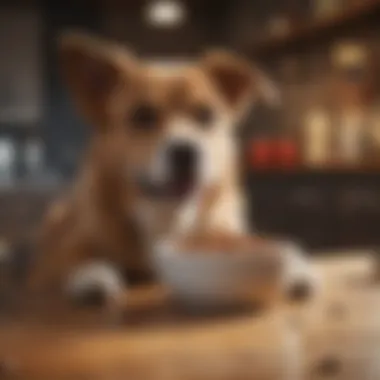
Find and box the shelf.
[249,0,380,59]
[248,165,380,176]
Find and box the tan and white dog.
[29,32,316,305]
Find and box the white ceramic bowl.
[152,239,302,309]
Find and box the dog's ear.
[59,31,136,128]
[201,50,280,117]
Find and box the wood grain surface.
[0,251,379,380]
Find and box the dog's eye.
[130,104,160,130]
[193,105,214,127]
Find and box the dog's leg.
[206,186,248,235]
[28,203,128,307]
[29,240,128,308]
[29,229,132,308]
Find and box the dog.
[28,32,316,306]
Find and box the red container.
[276,139,299,168]
[248,138,275,169]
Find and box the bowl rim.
[153,238,303,262]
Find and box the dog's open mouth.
[139,172,196,199]
[138,143,199,199]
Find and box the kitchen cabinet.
[246,170,380,250]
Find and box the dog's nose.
[167,142,197,174]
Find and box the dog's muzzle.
[139,142,199,199]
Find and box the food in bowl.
[176,232,274,255]
[153,233,288,309]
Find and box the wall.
[42,0,102,178]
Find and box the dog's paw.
[65,261,125,308]
[286,278,315,302]
[281,243,321,303]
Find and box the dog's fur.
[28,32,281,299]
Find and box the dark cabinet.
[335,185,380,247]
[284,184,334,247]
[247,171,380,250]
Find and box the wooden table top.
[0,251,380,380]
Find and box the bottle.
[304,108,331,167]
[337,110,365,165]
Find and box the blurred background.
[1,0,380,268]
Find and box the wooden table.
[1,251,380,380]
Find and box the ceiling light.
[145,0,186,28]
